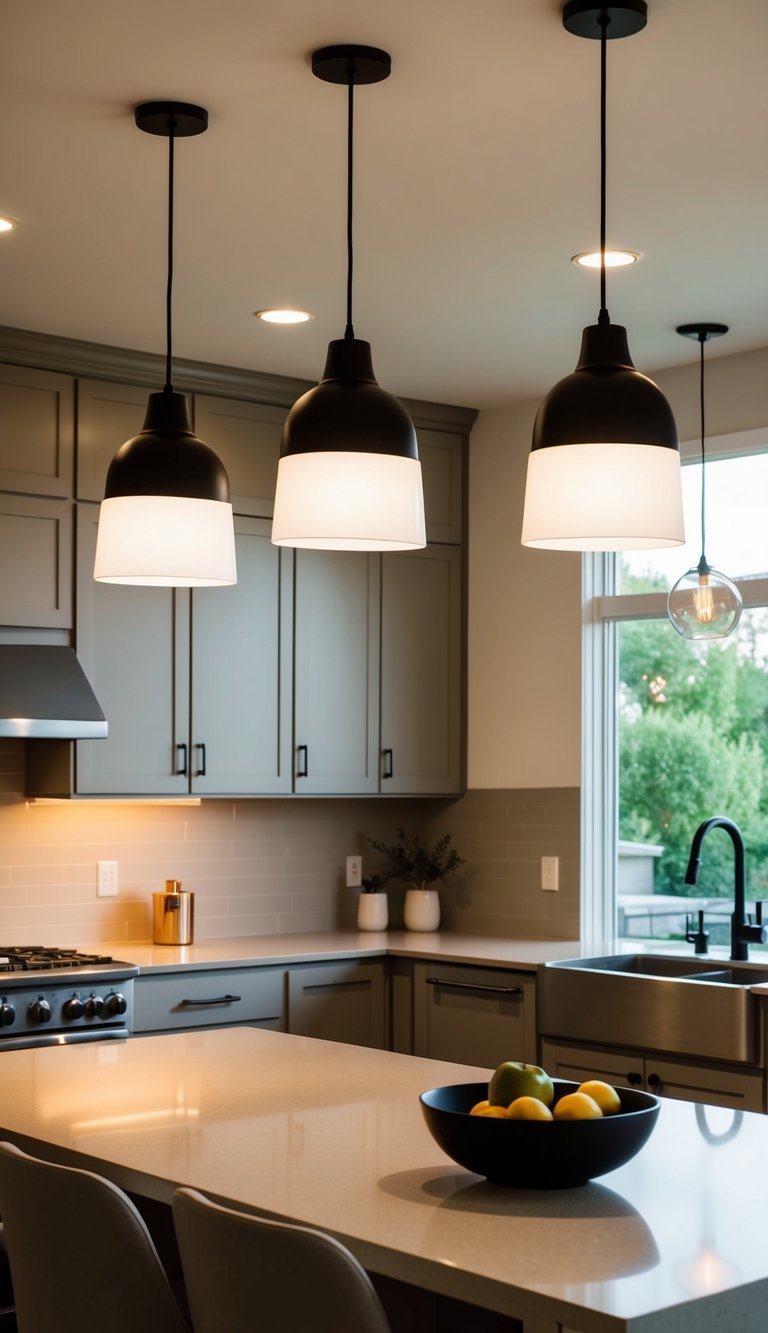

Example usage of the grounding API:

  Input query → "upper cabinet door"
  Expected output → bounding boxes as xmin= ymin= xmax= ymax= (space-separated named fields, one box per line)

xmin=418 ymin=429 xmax=464 ymax=545
xmin=380 ymin=545 xmax=463 ymax=795
xmin=76 ymin=379 xmax=149 ymax=501
xmin=0 ymin=365 xmax=73 ymax=497
xmin=75 ymin=504 xmax=191 ymax=795
xmin=0 ymin=494 xmax=72 ymax=628
xmin=293 ymin=550 xmax=381 ymax=795
xmin=193 ymin=396 xmax=284 ymax=517
xmin=190 ymin=517 xmax=293 ymax=795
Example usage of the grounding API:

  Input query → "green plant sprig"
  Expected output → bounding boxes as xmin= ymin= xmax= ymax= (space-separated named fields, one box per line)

xmin=367 ymin=828 xmax=465 ymax=887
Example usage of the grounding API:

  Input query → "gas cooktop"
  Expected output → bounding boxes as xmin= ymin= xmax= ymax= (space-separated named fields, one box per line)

xmin=0 ymin=948 xmax=128 ymax=973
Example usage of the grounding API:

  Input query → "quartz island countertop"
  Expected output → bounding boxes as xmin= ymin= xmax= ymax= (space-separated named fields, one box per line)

xmin=0 ymin=1025 xmax=764 ymax=1333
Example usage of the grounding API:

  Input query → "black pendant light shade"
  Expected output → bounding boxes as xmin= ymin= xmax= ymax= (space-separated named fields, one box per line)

xmin=522 ymin=1 xmax=684 ymax=552
xmin=667 ymin=323 xmax=742 ymax=640
xmin=94 ymin=101 xmax=236 ymax=586
xmin=271 ymin=46 xmax=426 ymax=551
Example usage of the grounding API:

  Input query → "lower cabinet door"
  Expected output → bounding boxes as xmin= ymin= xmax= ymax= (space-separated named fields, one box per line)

xmin=539 ymin=1039 xmax=642 ymax=1089
xmin=287 ymin=961 xmax=386 ymax=1049
xmin=413 ymin=962 xmax=536 ymax=1068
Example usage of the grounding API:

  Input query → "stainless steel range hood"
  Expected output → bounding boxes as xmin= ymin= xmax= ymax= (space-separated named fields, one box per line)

xmin=0 ymin=646 xmax=107 ymax=739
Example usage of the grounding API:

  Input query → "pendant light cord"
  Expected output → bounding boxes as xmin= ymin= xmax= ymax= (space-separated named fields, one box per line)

xmin=698 ymin=333 xmax=708 ymax=570
xmin=345 ymin=75 xmax=355 ymax=341
xmin=598 ymin=14 xmax=609 ymax=325
xmin=165 ymin=128 xmax=175 ymax=394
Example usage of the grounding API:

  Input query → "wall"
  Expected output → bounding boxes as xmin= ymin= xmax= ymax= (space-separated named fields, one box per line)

xmin=0 ymin=740 xmax=435 ymax=946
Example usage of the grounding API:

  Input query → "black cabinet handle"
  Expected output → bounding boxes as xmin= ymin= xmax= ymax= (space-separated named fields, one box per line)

xmin=627 ymin=1071 xmax=643 ymax=1087
xmin=647 ymin=1072 xmax=661 ymax=1090
xmin=425 ymin=976 xmax=522 ymax=997
xmin=297 ymin=744 xmax=308 ymax=778
xmin=382 ymin=748 xmax=393 ymax=780
xmin=195 ymin=742 xmax=207 ymax=777
xmin=175 ymin=742 xmax=188 ymax=777
xmin=179 ymin=994 xmax=242 ymax=1007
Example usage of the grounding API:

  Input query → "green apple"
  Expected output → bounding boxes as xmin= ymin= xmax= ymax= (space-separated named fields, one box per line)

xmin=488 ymin=1061 xmax=554 ymax=1108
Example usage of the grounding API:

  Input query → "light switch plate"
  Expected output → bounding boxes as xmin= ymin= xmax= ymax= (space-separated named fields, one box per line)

xmin=97 ymin=860 xmax=119 ymax=897
xmin=541 ymin=856 xmax=559 ymax=892
xmin=346 ymin=855 xmax=363 ymax=888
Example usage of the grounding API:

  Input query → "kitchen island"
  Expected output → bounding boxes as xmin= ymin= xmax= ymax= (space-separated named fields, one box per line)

xmin=0 ymin=1026 xmax=763 ymax=1332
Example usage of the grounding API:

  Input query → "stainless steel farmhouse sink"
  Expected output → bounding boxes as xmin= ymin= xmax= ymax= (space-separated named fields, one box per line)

xmin=538 ymin=954 xmax=768 ymax=1065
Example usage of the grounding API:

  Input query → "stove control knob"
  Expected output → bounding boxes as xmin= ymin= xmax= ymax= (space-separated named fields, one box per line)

xmin=104 ymin=992 xmax=127 ymax=1017
xmin=0 ymin=1003 xmax=15 ymax=1027
xmin=29 ymin=1000 xmax=52 ymax=1025
xmin=62 ymin=996 xmax=84 ymax=1021
xmin=84 ymin=995 xmax=104 ymax=1019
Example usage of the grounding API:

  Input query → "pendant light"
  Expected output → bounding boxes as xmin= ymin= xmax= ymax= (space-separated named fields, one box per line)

xmin=667 ymin=324 xmax=742 ymax=640
xmin=94 ymin=102 xmax=236 ymax=587
xmin=521 ymin=1 xmax=684 ymax=552
xmin=271 ymin=46 xmax=426 ymax=552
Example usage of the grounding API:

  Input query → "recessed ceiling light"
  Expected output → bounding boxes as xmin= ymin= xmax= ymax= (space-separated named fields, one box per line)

xmin=571 ymin=250 xmax=641 ymax=269
xmin=0 ymin=217 xmax=17 ymax=233
xmin=254 ymin=309 xmax=313 ymax=325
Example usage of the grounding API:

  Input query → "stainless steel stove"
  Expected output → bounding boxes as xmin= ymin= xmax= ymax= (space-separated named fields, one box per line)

xmin=0 ymin=947 xmax=137 ymax=1049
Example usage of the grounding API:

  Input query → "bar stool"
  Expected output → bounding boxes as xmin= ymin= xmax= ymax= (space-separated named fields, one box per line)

xmin=0 ymin=1142 xmax=190 ymax=1333
xmin=173 ymin=1187 xmax=391 ymax=1333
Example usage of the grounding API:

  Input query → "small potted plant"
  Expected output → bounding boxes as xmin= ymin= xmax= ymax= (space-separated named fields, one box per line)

xmin=367 ymin=828 xmax=465 ymax=932
xmin=356 ymin=873 xmax=389 ymax=933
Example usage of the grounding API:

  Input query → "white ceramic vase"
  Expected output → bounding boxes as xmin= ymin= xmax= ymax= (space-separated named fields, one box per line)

xmin=357 ymin=892 xmax=388 ymax=932
xmin=404 ymin=887 xmax=440 ymax=932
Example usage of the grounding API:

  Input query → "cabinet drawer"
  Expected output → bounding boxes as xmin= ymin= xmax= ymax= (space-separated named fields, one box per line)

xmin=288 ymin=961 xmax=385 ymax=1049
xmin=134 ymin=967 xmax=286 ymax=1033
xmin=413 ymin=962 xmax=536 ymax=1067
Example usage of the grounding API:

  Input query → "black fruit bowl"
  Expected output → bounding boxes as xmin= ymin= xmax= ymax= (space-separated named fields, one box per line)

xmin=419 ymin=1080 xmax=660 ymax=1189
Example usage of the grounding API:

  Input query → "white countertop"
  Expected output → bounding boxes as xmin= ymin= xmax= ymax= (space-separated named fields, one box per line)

xmin=96 ymin=931 xmax=587 ymax=974
xmin=0 ymin=1026 xmax=764 ymax=1333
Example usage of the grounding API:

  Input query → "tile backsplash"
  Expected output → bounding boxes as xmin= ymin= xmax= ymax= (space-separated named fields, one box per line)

xmin=0 ymin=742 xmax=579 ymax=944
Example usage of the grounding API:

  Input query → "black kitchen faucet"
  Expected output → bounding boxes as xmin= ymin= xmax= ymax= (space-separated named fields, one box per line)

xmin=685 ymin=815 xmax=767 ymax=962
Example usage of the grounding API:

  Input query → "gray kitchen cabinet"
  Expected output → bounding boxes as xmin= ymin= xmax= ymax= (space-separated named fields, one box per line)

xmin=288 ymin=960 xmax=386 ymax=1049
xmin=0 ymin=494 xmax=72 ymax=627
xmin=413 ymin=961 xmax=537 ymax=1068
xmin=0 ymin=363 xmax=74 ymax=498
xmin=193 ymin=395 xmax=284 ymax=517
xmin=75 ymin=378 xmax=149 ymax=501
xmin=293 ymin=550 xmax=380 ymax=794
xmin=540 ymin=1038 xmax=765 ymax=1112
xmin=418 ymin=428 xmax=464 ymax=545
xmin=134 ymin=966 xmax=286 ymax=1033
xmin=31 ymin=507 xmax=293 ymax=796
xmin=380 ymin=544 xmax=463 ymax=794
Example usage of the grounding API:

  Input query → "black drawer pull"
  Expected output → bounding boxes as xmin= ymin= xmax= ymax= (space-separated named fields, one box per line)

xmin=179 ymin=994 xmax=242 ymax=1007
xmin=175 ymin=742 xmax=188 ymax=777
xmin=425 ymin=976 xmax=523 ymax=997
xmin=195 ymin=742 xmax=207 ymax=777
xmin=382 ymin=748 xmax=393 ymax=780
xmin=297 ymin=744 xmax=308 ymax=778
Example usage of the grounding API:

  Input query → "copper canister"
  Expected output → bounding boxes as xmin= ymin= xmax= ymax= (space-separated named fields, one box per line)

xmin=152 ymin=879 xmax=194 ymax=945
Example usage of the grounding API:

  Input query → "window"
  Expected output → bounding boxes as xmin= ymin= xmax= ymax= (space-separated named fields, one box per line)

xmin=583 ymin=436 xmax=768 ymax=947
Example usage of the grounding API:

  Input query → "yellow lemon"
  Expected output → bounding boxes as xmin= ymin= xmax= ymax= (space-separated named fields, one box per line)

xmin=577 ymin=1080 xmax=622 ymax=1115
xmin=507 ymin=1096 xmax=554 ymax=1121
xmin=553 ymin=1092 xmax=603 ymax=1121
xmin=470 ymin=1100 xmax=491 ymax=1115
xmin=470 ymin=1103 xmax=511 ymax=1118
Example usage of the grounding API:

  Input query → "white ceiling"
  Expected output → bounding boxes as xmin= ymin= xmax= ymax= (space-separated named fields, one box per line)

xmin=1 ymin=0 xmax=766 ymax=410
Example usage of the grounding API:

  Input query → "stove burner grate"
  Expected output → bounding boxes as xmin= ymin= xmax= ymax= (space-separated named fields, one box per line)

xmin=0 ymin=948 xmax=116 ymax=973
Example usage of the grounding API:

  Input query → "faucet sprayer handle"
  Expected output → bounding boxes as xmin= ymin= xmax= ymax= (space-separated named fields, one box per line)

xmin=756 ymin=902 xmax=764 ymax=927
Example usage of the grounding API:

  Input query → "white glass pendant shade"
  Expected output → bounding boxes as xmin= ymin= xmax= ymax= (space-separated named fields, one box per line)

xmin=272 ymin=452 xmax=425 ymax=551
xmin=522 ymin=441 xmax=684 ymax=551
xmin=94 ymin=495 xmax=236 ymax=586
xmin=667 ymin=563 xmax=743 ymax=641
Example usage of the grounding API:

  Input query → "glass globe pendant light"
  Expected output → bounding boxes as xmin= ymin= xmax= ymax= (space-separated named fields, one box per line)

xmin=522 ymin=1 xmax=684 ymax=552
xmin=94 ymin=102 xmax=236 ymax=587
xmin=667 ymin=324 xmax=742 ymax=640
xmin=271 ymin=46 xmax=426 ymax=552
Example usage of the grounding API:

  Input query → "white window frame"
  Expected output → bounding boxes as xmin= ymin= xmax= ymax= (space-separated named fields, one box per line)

xmin=581 ymin=427 xmax=768 ymax=946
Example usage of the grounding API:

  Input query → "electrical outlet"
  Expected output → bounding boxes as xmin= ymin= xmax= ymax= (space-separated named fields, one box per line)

xmin=97 ymin=860 xmax=119 ymax=897
xmin=541 ymin=856 xmax=559 ymax=892
xmin=346 ymin=855 xmax=363 ymax=888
